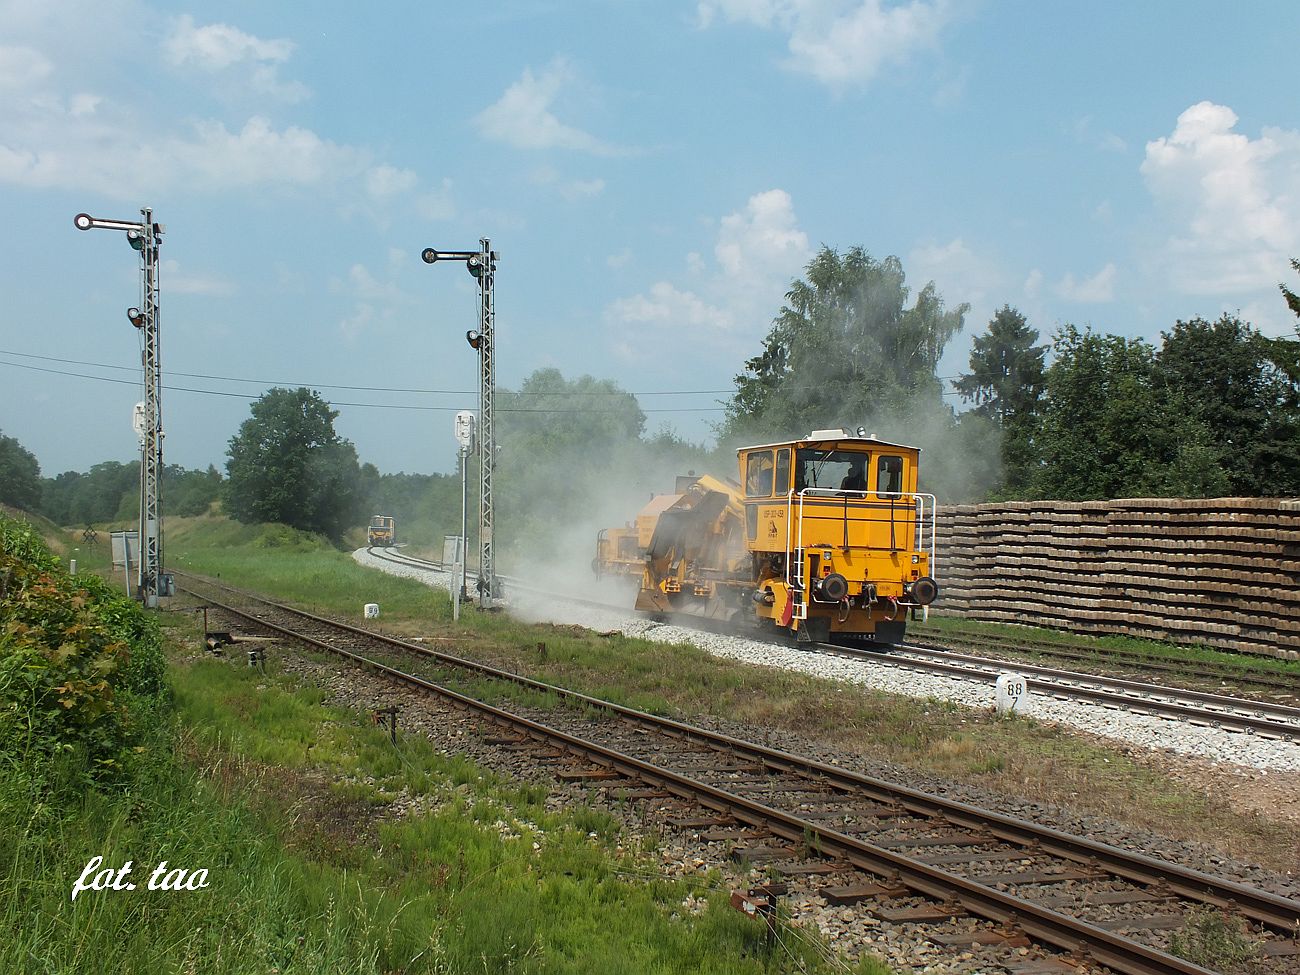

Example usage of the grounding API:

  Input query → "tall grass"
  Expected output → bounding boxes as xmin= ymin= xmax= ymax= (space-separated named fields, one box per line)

xmin=2 ymin=649 xmax=858 ymax=974
xmin=164 ymin=514 xmax=1299 ymax=875
xmin=2 ymin=515 xmax=873 ymax=974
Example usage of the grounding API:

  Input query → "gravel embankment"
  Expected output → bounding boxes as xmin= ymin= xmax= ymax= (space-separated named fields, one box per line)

xmin=352 ymin=548 xmax=1300 ymax=774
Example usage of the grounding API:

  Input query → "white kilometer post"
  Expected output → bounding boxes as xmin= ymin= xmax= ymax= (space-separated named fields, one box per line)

xmin=995 ymin=672 xmax=1030 ymax=716
xmin=364 ymin=603 xmax=380 ymax=620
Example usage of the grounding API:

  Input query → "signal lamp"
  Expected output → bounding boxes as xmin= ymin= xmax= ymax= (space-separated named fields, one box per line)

xmin=127 ymin=307 xmax=145 ymax=328
xmin=465 ymin=330 xmax=482 ymax=350
xmin=74 ymin=213 xmax=94 ymax=231
xmin=126 ymin=229 xmax=144 ymax=251
xmin=421 ymin=248 xmax=439 ymax=264
xmin=466 ymin=254 xmax=483 ymax=278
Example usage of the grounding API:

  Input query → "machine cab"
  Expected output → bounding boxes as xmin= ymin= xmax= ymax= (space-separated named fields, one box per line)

xmin=737 ymin=429 xmax=936 ymax=642
xmin=367 ymin=514 xmax=396 ymax=546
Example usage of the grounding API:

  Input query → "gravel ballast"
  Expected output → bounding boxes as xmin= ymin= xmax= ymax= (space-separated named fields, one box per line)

xmin=353 ymin=548 xmax=1300 ymax=775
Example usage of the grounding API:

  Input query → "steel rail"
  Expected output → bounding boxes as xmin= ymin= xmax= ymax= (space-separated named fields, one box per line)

xmin=384 ymin=552 xmax=1300 ymax=740
xmin=906 ymin=633 xmax=1300 ymax=694
xmin=357 ymin=553 xmax=1300 ymax=736
xmin=894 ymin=643 xmax=1300 ymax=723
xmin=179 ymin=575 xmax=1300 ymax=937
xmin=832 ymin=644 xmax=1300 ymax=739
xmin=182 ymin=582 xmax=1230 ymax=975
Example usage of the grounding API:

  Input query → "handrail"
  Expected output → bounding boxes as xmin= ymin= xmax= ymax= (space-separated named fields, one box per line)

xmin=784 ymin=488 xmax=937 ymax=599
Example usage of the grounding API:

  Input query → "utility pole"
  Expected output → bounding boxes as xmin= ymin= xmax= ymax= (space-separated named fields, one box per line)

xmin=421 ymin=240 xmax=500 ymax=607
xmin=75 ymin=209 xmax=167 ymax=608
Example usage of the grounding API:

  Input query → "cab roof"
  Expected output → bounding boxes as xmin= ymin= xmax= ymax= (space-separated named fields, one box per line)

xmin=737 ymin=428 xmax=919 ymax=454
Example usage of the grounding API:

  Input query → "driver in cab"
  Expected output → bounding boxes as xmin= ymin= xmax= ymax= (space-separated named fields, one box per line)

xmin=840 ymin=457 xmax=867 ymax=493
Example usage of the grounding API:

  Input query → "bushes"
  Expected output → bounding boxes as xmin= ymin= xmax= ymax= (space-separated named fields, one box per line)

xmin=0 ymin=515 xmax=168 ymax=786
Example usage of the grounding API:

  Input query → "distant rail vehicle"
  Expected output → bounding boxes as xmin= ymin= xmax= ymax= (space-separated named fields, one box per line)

xmin=596 ymin=430 xmax=937 ymax=644
xmin=367 ymin=514 xmax=396 ymax=547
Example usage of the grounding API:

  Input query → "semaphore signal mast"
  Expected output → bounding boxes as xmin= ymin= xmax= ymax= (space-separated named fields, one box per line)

xmin=421 ymin=239 xmax=501 ymax=608
xmin=75 ymin=208 xmax=168 ymax=608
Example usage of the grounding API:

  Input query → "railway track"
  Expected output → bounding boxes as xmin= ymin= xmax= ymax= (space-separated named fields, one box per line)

xmin=365 ymin=547 xmax=1300 ymax=742
xmin=834 ymin=644 xmax=1300 ymax=741
xmin=905 ymin=629 xmax=1299 ymax=701
xmin=177 ymin=571 xmax=1300 ymax=975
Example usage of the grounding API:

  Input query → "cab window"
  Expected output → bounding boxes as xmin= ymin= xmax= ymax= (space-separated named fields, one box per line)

xmin=745 ymin=451 xmax=774 ymax=497
xmin=876 ymin=456 xmax=903 ymax=495
xmin=774 ymin=449 xmax=791 ymax=494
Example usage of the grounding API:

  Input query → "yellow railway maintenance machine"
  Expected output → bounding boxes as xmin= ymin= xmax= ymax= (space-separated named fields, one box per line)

xmin=631 ymin=430 xmax=937 ymax=645
xmin=367 ymin=515 xmax=396 ymax=547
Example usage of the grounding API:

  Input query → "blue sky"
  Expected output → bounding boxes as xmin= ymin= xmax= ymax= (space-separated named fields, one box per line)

xmin=2 ymin=0 xmax=1297 ymax=478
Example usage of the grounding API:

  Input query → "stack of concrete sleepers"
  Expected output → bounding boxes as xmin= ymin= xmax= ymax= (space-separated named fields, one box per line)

xmin=932 ymin=497 xmax=1300 ymax=659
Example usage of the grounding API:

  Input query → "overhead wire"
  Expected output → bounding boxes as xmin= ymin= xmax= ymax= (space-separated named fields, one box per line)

xmin=0 ymin=346 xmax=969 ymax=414
xmin=0 ymin=358 xmax=731 ymax=414
xmin=0 ymin=349 xmax=736 ymax=397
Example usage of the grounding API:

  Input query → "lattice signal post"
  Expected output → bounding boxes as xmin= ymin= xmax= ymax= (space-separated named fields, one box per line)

xmin=421 ymin=240 xmax=501 ymax=607
xmin=75 ymin=209 xmax=167 ymax=608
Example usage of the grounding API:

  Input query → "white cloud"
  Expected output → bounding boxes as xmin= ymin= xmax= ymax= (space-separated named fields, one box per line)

xmin=1140 ymin=101 xmax=1300 ymax=295
xmin=4 ymin=97 xmax=432 ymax=216
xmin=1023 ymin=268 xmax=1043 ymax=300
xmin=698 ymin=0 xmax=953 ymax=88
xmin=715 ymin=188 xmax=810 ymax=284
xmin=160 ymin=117 xmax=369 ymax=190
xmin=1099 ymin=132 xmax=1127 ymax=153
xmin=332 ymin=254 xmax=416 ymax=339
xmin=609 ymin=281 xmax=729 ymax=328
xmin=164 ymin=14 xmax=307 ymax=102
xmin=1056 ymin=262 xmax=1116 ymax=303
xmin=416 ymin=178 xmax=457 ymax=221
xmin=606 ymin=188 xmax=810 ymax=345
xmin=0 ymin=45 xmax=52 ymax=89
xmin=0 ymin=8 xmax=404 ymax=203
xmin=160 ymin=258 xmax=233 ymax=296
xmin=907 ymin=238 xmax=1001 ymax=314
xmin=529 ymin=165 xmax=607 ymax=200
xmin=165 ymin=15 xmax=293 ymax=70
xmin=1072 ymin=116 xmax=1126 ymax=153
xmin=365 ymin=164 xmax=418 ymax=199
xmin=474 ymin=59 xmax=622 ymax=155
xmin=560 ymin=178 xmax=605 ymax=201
xmin=68 ymin=93 xmax=100 ymax=117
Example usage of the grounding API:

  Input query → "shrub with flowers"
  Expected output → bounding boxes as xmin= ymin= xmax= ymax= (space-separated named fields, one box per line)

xmin=0 ymin=515 xmax=167 ymax=786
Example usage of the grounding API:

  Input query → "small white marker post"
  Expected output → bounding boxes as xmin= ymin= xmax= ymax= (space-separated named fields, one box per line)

xmin=364 ymin=603 xmax=380 ymax=620
xmin=995 ymin=672 xmax=1029 ymax=716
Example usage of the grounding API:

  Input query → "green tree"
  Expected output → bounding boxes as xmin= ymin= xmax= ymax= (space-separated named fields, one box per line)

xmin=224 ymin=388 xmax=363 ymax=540
xmin=491 ymin=369 xmax=713 ymax=560
xmin=1033 ymin=326 xmax=1227 ymax=500
xmin=164 ymin=464 xmax=223 ymax=517
xmin=41 ymin=461 xmax=139 ymax=526
xmin=1281 ymin=258 xmax=1300 ymax=327
xmin=0 ymin=431 xmax=41 ymax=511
xmin=1033 ymin=327 xmax=1150 ymax=499
xmin=954 ymin=305 xmax=1045 ymax=495
xmin=954 ymin=306 xmax=1045 ymax=424
xmin=717 ymin=246 xmax=998 ymax=501
xmin=1155 ymin=315 xmax=1300 ymax=495
xmin=721 ymin=246 xmax=968 ymax=443
xmin=497 ymin=369 xmax=647 ymax=552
